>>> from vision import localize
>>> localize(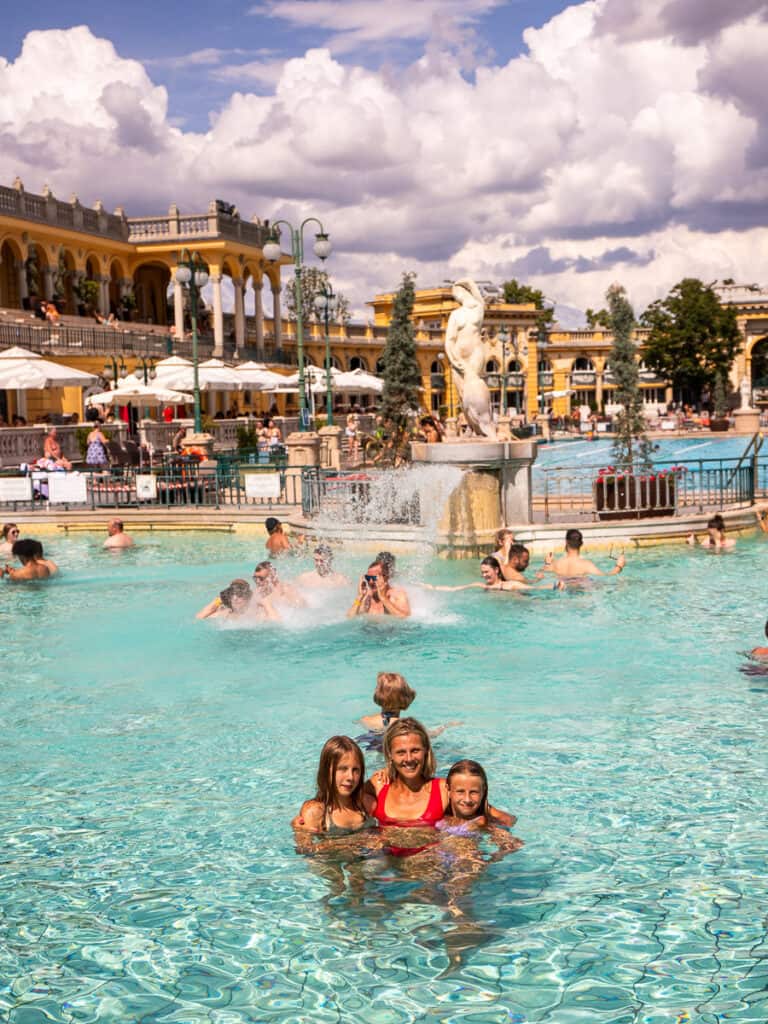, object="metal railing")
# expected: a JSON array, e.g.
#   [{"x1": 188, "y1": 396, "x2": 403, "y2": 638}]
[
  {"x1": 301, "y1": 467, "x2": 421, "y2": 523},
  {"x1": 0, "y1": 318, "x2": 215, "y2": 360},
  {"x1": 0, "y1": 459, "x2": 303, "y2": 512},
  {"x1": 536, "y1": 456, "x2": 760, "y2": 522}
]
